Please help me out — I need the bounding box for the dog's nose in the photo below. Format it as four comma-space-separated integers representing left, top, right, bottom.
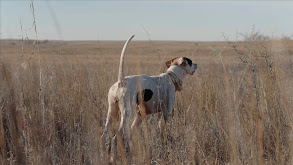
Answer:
194, 63, 197, 69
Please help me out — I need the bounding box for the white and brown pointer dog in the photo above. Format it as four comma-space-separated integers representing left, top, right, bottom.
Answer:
100, 35, 197, 162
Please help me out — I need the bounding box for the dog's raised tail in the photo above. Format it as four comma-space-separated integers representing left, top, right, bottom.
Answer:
118, 35, 135, 88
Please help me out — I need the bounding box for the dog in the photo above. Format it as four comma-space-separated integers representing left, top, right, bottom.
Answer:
100, 35, 197, 162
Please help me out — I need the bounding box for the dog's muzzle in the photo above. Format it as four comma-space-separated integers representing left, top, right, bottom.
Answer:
191, 64, 197, 75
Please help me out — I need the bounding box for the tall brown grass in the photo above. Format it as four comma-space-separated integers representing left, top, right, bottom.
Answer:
0, 35, 292, 164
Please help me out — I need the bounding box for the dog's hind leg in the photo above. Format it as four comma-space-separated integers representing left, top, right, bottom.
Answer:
100, 96, 119, 155
110, 134, 117, 163
115, 90, 133, 164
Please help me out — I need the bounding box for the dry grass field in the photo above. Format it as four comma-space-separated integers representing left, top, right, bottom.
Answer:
0, 37, 292, 164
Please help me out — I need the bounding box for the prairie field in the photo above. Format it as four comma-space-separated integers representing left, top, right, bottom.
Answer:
0, 38, 292, 164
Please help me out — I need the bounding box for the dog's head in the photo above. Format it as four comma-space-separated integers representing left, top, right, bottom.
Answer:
165, 57, 197, 75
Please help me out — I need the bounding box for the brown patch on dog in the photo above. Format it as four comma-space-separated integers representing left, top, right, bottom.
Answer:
165, 57, 186, 68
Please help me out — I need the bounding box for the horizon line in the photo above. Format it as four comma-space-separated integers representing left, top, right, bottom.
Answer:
1, 38, 291, 43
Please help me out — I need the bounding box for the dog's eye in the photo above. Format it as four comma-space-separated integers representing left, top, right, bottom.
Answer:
185, 58, 192, 66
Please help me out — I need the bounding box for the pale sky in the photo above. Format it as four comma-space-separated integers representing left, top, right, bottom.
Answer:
1, 1, 293, 41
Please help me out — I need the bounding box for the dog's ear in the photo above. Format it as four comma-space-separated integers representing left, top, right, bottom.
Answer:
165, 57, 183, 68
165, 59, 173, 68
172, 57, 185, 66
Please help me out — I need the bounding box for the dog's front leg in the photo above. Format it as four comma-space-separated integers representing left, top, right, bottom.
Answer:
159, 90, 175, 131
131, 115, 142, 133
163, 91, 175, 121
130, 115, 143, 164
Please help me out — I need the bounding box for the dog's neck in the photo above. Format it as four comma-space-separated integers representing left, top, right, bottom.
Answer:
167, 65, 187, 80
166, 65, 187, 91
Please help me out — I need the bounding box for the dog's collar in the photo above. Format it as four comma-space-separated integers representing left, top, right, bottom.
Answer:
167, 71, 183, 92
